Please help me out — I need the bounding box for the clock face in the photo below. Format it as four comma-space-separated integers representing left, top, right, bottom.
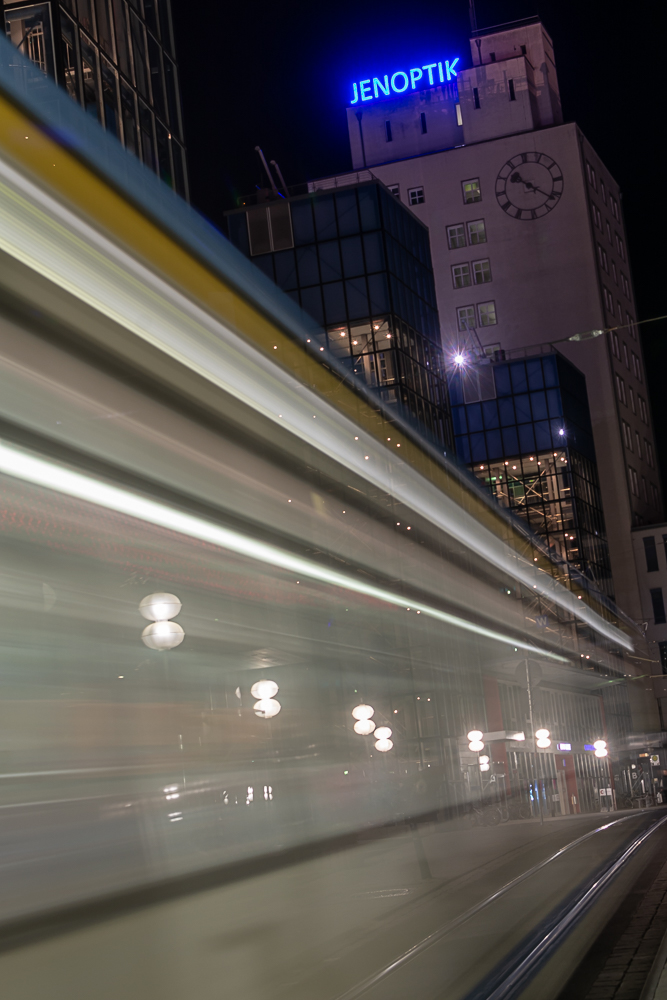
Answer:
495, 152, 564, 220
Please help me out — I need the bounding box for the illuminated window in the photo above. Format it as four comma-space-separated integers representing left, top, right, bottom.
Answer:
467, 220, 486, 244
462, 178, 481, 204
457, 305, 476, 331
456, 103, 462, 126
447, 224, 466, 249
478, 301, 497, 326
408, 186, 425, 206
473, 259, 492, 284
452, 263, 471, 288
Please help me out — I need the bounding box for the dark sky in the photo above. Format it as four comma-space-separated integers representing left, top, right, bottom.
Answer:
171, 0, 667, 500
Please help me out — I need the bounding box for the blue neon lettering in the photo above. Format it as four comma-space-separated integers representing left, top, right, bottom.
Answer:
391, 71, 409, 93
348, 56, 460, 105
422, 63, 437, 85
360, 79, 373, 101
445, 58, 459, 80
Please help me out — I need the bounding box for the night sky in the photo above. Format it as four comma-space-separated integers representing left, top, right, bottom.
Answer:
170, 0, 666, 500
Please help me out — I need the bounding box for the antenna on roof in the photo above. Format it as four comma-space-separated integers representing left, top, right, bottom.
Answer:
270, 160, 289, 198
468, 0, 478, 33
254, 146, 278, 196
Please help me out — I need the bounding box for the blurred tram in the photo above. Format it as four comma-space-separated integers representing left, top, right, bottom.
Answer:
0, 35, 664, 1000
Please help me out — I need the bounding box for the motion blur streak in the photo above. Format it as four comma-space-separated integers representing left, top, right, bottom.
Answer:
0, 155, 632, 650
0, 438, 566, 661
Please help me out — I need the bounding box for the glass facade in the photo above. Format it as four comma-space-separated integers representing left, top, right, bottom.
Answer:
450, 352, 613, 597
3, 0, 187, 195
227, 182, 452, 449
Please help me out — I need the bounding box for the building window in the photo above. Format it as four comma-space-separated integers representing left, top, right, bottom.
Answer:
617, 300, 624, 321
639, 396, 648, 424
452, 263, 472, 288
612, 332, 620, 359
385, 120, 393, 142
632, 352, 642, 381
601, 180, 607, 204
629, 466, 639, 496
659, 641, 667, 674
611, 196, 620, 221
615, 233, 625, 260
447, 224, 466, 249
612, 263, 618, 284
597, 244, 609, 272
462, 178, 481, 203
621, 273, 631, 298
651, 587, 666, 625
629, 387, 636, 413
467, 219, 487, 244
603, 287, 613, 312
586, 161, 597, 189
622, 420, 632, 450
456, 103, 462, 126
636, 432, 642, 459
623, 343, 630, 369
616, 374, 626, 405
246, 202, 294, 255
508, 79, 516, 101
457, 305, 476, 331
387, 184, 400, 198
473, 87, 480, 109
642, 476, 648, 502
627, 313, 636, 339
606, 220, 612, 243
478, 301, 497, 326
408, 186, 425, 206
644, 536, 659, 572
420, 112, 427, 134
654, 485, 661, 509
646, 441, 655, 467
591, 204, 602, 230
473, 259, 492, 284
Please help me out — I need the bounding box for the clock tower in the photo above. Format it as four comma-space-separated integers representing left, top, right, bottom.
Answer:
312, 17, 663, 645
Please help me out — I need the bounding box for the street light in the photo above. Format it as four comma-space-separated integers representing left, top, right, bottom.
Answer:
594, 739, 608, 758
352, 704, 374, 721
140, 592, 185, 650
354, 719, 376, 735
468, 729, 485, 752
535, 728, 551, 749
374, 738, 393, 752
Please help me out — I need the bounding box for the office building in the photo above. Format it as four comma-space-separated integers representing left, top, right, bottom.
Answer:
3, 0, 187, 195
315, 16, 661, 627
632, 525, 667, 719
450, 349, 612, 597
226, 179, 452, 448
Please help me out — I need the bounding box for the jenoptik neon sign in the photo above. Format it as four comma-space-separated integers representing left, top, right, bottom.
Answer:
349, 58, 460, 105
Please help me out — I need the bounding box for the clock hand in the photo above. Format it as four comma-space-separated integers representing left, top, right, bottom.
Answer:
509, 171, 551, 198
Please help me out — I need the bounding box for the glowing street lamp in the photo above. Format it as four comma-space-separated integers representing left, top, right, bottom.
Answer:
140, 592, 184, 650
468, 729, 484, 752
352, 704, 374, 721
